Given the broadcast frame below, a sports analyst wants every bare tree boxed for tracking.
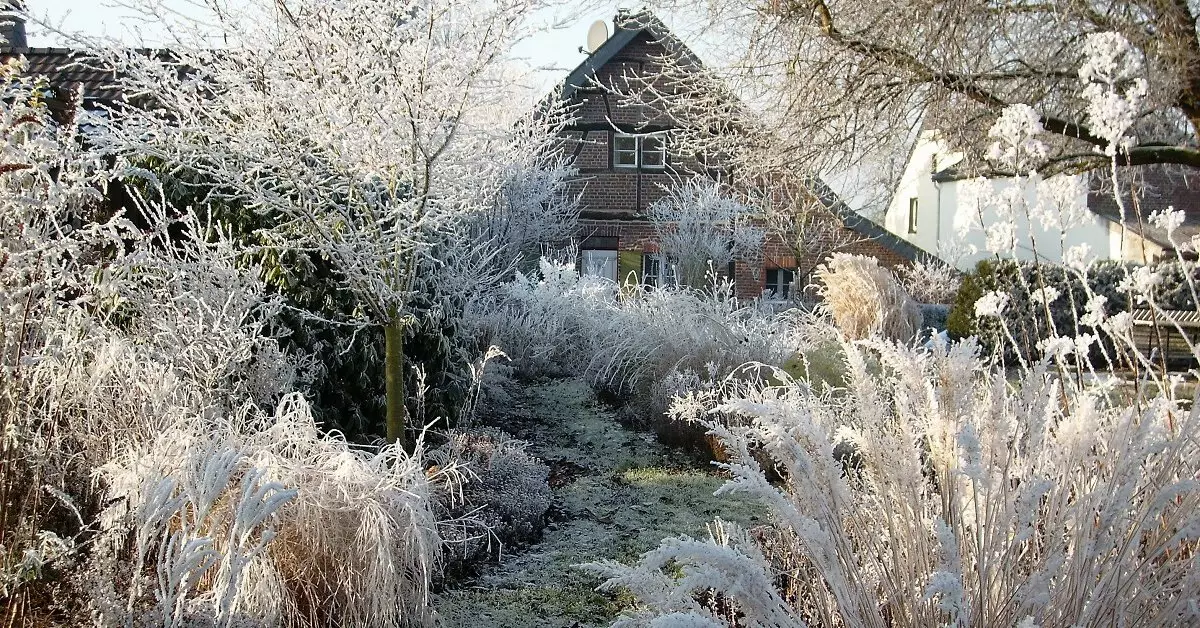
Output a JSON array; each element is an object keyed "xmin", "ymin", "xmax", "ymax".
[
  {"xmin": 653, "ymin": 0, "xmax": 1200, "ymax": 180},
  {"xmin": 646, "ymin": 177, "xmax": 764, "ymax": 288}
]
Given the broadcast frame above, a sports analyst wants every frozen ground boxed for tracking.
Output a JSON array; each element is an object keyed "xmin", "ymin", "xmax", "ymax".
[{"xmin": 433, "ymin": 379, "xmax": 764, "ymax": 628}]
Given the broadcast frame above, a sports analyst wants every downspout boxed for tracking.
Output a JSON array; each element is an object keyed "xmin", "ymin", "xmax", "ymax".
[
  {"xmin": 932, "ymin": 152, "xmax": 942, "ymax": 247},
  {"xmin": 935, "ymin": 180, "xmax": 943, "ymax": 245}
]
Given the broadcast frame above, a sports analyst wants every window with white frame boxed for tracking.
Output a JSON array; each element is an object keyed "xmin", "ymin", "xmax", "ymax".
[
  {"xmin": 765, "ymin": 268, "xmax": 795, "ymax": 300},
  {"xmin": 581, "ymin": 249, "xmax": 618, "ymax": 282},
  {"xmin": 613, "ymin": 134, "xmax": 638, "ymax": 168},
  {"xmin": 641, "ymin": 135, "xmax": 666, "ymax": 169},
  {"xmin": 613, "ymin": 133, "xmax": 667, "ymax": 169},
  {"xmin": 642, "ymin": 253, "xmax": 677, "ymax": 288},
  {"xmin": 907, "ymin": 197, "xmax": 919, "ymax": 234}
]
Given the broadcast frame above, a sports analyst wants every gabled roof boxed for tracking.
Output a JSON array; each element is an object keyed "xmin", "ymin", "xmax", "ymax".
[
  {"xmin": 559, "ymin": 8, "xmax": 701, "ymax": 102},
  {"xmin": 1087, "ymin": 166, "xmax": 1200, "ymax": 250},
  {"xmin": 807, "ymin": 177, "xmax": 949, "ymax": 266},
  {"xmin": 555, "ymin": 9, "xmax": 946, "ymax": 267}
]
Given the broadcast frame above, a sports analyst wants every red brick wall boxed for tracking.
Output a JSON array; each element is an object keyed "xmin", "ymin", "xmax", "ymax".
[
  {"xmin": 576, "ymin": 217, "xmax": 916, "ymax": 299},
  {"xmin": 560, "ymin": 29, "xmax": 920, "ymax": 300}
]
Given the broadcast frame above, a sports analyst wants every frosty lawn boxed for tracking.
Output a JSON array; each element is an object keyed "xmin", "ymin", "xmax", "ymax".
[{"xmin": 435, "ymin": 379, "xmax": 762, "ymax": 628}]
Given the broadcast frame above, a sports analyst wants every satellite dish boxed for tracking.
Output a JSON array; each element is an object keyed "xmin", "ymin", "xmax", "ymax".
[{"xmin": 585, "ymin": 20, "xmax": 609, "ymax": 53}]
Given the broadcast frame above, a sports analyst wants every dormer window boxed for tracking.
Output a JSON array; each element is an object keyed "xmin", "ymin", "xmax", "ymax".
[{"xmin": 613, "ymin": 133, "xmax": 667, "ymax": 169}]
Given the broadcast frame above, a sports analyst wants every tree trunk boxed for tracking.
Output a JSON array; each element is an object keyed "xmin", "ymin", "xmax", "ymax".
[{"xmin": 384, "ymin": 318, "xmax": 407, "ymax": 447}]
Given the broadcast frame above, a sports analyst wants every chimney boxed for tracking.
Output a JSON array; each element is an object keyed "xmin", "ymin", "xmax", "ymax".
[{"xmin": 1, "ymin": 1, "xmax": 27, "ymax": 49}]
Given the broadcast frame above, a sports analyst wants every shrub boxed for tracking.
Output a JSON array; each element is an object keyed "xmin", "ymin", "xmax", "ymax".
[
  {"xmin": 945, "ymin": 259, "xmax": 992, "ymax": 339},
  {"xmin": 91, "ymin": 397, "xmax": 447, "ymax": 627},
  {"xmin": 470, "ymin": 258, "xmax": 823, "ymax": 403},
  {"xmin": 429, "ymin": 429, "xmax": 551, "ymax": 567},
  {"xmin": 919, "ymin": 304, "xmax": 951, "ymax": 333},
  {"xmin": 0, "ymin": 69, "xmax": 456, "ymax": 623},
  {"xmin": 586, "ymin": 336, "xmax": 1200, "ymax": 627},
  {"xmin": 944, "ymin": 258, "xmax": 1198, "ymax": 365},
  {"xmin": 898, "ymin": 259, "xmax": 963, "ymax": 304},
  {"xmin": 814, "ymin": 254, "xmax": 923, "ymax": 342}
]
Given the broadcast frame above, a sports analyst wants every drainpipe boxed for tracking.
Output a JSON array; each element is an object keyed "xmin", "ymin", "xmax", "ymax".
[
  {"xmin": 931, "ymin": 152, "xmax": 942, "ymax": 248},
  {"xmin": 934, "ymin": 180, "xmax": 943, "ymax": 246}
]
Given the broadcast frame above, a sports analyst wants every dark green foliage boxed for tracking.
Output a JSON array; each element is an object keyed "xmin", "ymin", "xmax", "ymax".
[
  {"xmin": 918, "ymin": 304, "xmax": 950, "ymax": 332},
  {"xmin": 947, "ymin": 256, "xmax": 1200, "ymax": 365},
  {"xmin": 946, "ymin": 260, "xmax": 995, "ymax": 340},
  {"xmin": 127, "ymin": 159, "xmax": 473, "ymax": 440},
  {"xmin": 948, "ymin": 259, "xmax": 1092, "ymax": 363},
  {"xmin": 1149, "ymin": 261, "xmax": 1200, "ymax": 310}
]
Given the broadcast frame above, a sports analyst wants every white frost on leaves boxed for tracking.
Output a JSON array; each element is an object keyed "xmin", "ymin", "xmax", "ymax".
[
  {"xmin": 1030, "ymin": 286, "xmax": 1061, "ymax": 306},
  {"xmin": 1082, "ymin": 295, "xmax": 1109, "ymax": 327},
  {"xmin": 985, "ymin": 219, "xmax": 1018, "ymax": 253},
  {"xmin": 974, "ymin": 291, "xmax": 1011, "ymax": 317},
  {"xmin": 1106, "ymin": 311, "xmax": 1135, "ymax": 335},
  {"xmin": 1120, "ymin": 266, "xmax": 1162, "ymax": 303},
  {"xmin": 1038, "ymin": 335, "xmax": 1076, "ymax": 359},
  {"xmin": 1063, "ymin": 243, "xmax": 1094, "ymax": 271},
  {"xmin": 1150, "ymin": 206, "xmax": 1186, "ymax": 239},
  {"xmin": 600, "ymin": 335, "xmax": 1200, "ymax": 626},
  {"xmin": 986, "ymin": 104, "xmax": 1048, "ymax": 172}
]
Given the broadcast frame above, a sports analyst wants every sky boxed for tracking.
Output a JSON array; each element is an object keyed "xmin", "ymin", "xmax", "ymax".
[
  {"xmin": 23, "ymin": 1, "xmax": 712, "ymax": 96},
  {"xmin": 19, "ymin": 1, "xmax": 886, "ymax": 214}
]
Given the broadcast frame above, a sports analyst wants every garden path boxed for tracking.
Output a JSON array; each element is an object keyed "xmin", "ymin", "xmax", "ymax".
[{"xmin": 433, "ymin": 378, "xmax": 763, "ymax": 628}]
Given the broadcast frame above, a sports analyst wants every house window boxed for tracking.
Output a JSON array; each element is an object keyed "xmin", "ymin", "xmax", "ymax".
[
  {"xmin": 907, "ymin": 197, "xmax": 919, "ymax": 234},
  {"xmin": 641, "ymin": 135, "xmax": 666, "ymax": 169},
  {"xmin": 613, "ymin": 133, "xmax": 667, "ymax": 169},
  {"xmin": 581, "ymin": 249, "xmax": 618, "ymax": 282},
  {"xmin": 642, "ymin": 253, "xmax": 677, "ymax": 288},
  {"xmin": 765, "ymin": 268, "xmax": 795, "ymax": 300},
  {"xmin": 613, "ymin": 134, "xmax": 638, "ymax": 168}
]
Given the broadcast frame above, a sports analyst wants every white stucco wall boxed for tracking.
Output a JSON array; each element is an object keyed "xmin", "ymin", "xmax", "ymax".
[{"xmin": 885, "ymin": 131, "xmax": 1163, "ymax": 271}]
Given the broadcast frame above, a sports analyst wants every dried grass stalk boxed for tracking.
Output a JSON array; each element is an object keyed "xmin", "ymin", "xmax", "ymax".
[{"xmin": 815, "ymin": 253, "xmax": 923, "ymax": 342}]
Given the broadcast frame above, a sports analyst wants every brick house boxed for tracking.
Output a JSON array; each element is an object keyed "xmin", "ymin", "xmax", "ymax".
[
  {"xmin": 553, "ymin": 9, "xmax": 937, "ymax": 299},
  {"xmin": 1, "ymin": 4, "xmax": 134, "ymax": 120}
]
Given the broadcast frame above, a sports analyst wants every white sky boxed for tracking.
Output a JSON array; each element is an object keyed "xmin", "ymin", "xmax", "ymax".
[
  {"xmin": 23, "ymin": 1, "xmax": 713, "ymax": 95},
  {"xmin": 20, "ymin": 2, "xmax": 883, "ymax": 213}
]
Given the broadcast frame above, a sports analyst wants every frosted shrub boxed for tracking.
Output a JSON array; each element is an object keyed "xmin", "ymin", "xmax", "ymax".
[
  {"xmin": 583, "ymin": 29, "xmax": 1200, "ymax": 628},
  {"xmin": 898, "ymin": 259, "xmax": 962, "ymax": 305},
  {"xmin": 646, "ymin": 179, "xmax": 765, "ymax": 288},
  {"xmin": 589, "ymin": 336, "xmax": 1200, "ymax": 626},
  {"xmin": 815, "ymin": 253, "xmax": 923, "ymax": 341},
  {"xmin": 1, "ymin": 58, "xmax": 134, "ymax": 616},
  {"xmin": 467, "ymin": 257, "xmax": 617, "ymax": 377},
  {"xmin": 472, "ymin": 259, "xmax": 822, "ymax": 408},
  {"xmin": 1, "ymin": 62, "xmax": 452, "ymax": 624},
  {"xmin": 429, "ymin": 429, "xmax": 551, "ymax": 566},
  {"xmin": 588, "ymin": 278, "xmax": 814, "ymax": 400},
  {"xmin": 91, "ymin": 395, "xmax": 446, "ymax": 627}
]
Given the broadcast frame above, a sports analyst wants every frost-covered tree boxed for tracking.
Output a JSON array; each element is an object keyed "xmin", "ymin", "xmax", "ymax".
[
  {"xmin": 90, "ymin": 0, "xmax": 572, "ymax": 444},
  {"xmin": 646, "ymin": 178, "xmax": 764, "ymax": 288},
  {"xmin": 0, "ymin": 50, "xmax": 485, "ymax": 625}
]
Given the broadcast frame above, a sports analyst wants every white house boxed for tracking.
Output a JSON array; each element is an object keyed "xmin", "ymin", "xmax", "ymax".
[{"xmin": 883, "ymin": 130, "xmax": 1190, "ymax": 271}]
